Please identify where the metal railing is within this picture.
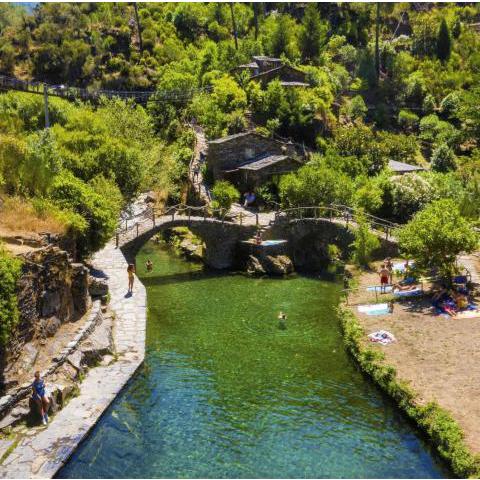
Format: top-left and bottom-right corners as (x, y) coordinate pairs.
(274, 204), (399, 240)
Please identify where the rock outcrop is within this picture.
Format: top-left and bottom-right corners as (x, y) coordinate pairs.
(1, 246), (91, 392)
(246, 254), (294, 276)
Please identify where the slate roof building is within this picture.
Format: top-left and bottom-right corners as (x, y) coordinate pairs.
(207, 131), (303, 190)
(232, 56), (310, 88)
(388, 160), (425, 175)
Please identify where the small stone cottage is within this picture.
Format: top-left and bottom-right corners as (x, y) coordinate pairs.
(232, 56), (310, 88)
(207, 131), (304, 190)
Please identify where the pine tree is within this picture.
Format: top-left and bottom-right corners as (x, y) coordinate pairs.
(437, 19), (451, 62)
(299, 4), (323, 62)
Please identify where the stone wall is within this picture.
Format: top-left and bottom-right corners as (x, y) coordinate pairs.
(207, 132), (297, 180)
(0, 246), (91, 392)
(265, 219), (398, 272)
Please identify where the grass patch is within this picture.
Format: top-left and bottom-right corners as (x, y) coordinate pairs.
(0, 434), (20, 465)
(338, 303), (480, 478)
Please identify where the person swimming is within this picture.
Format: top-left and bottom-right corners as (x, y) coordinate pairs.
(278, 311), (287, 330)
(146, 259), (153, 272)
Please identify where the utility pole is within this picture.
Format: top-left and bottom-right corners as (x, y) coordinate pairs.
(43, 84), (50, 129)
(230, 3), (238, 50)
(375, 2), (380, 84)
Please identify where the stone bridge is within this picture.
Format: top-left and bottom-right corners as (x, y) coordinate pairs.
(117, 214), (257, 269)
(117, 204), (399, 271)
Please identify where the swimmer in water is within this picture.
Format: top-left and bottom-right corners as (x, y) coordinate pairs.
(278, 311), (287, 330)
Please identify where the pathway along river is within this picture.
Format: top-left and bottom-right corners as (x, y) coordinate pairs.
(59, 241), (450, 478)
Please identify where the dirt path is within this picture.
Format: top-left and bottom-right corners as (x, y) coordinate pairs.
(348, 260), (480, 453)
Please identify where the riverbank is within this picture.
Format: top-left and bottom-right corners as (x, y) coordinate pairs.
(340, 263), (480, 478)
(0, 241), (146, 478)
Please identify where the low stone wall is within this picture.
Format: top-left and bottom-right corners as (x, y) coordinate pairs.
(0, 240), (146, 478)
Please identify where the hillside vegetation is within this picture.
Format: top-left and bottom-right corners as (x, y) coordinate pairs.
(0, 2), (479, 257)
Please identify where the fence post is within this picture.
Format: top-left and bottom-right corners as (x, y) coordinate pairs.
(172, 210), (175, 221)
(116, 233), (119, 248)
(152, 211), (156, 227)
(203, 208), (207, 222)
(125, 219), (128, 231)
(239, 212), (243, 226)
(136, 223), (139, 237)
(256, 213), (259, 227)
(188, 207), (191, 222)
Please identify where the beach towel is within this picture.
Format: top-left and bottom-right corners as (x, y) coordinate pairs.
(368, 330), (396, 345)
(358, 303), (391, 315)
(454, 309), (480, 320)
(366, 285), (393, 293)
(393, 288), (423, 297)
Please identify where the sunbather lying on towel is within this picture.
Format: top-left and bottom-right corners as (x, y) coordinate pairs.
(392, 283), (418, 292)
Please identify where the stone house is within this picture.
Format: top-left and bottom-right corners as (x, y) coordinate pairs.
(207, 131), (303, 191)
(232, 56), (310, 88)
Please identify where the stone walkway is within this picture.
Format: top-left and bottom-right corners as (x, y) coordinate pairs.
(190, 125), (212, 204)
(0, 242), (146, 479)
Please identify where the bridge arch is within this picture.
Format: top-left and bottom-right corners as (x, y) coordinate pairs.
(119, 217), (256, 269)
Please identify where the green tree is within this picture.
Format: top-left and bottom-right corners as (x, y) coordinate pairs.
(437, 18), (451, 62)
(299, 4), (324, 62)
(350, 209), (380, 267)
(397, 199), (478, 280)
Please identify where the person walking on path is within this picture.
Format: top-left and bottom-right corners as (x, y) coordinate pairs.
(193, 164), (200, 183)
(127, 263), (136, 293)
(32, 371), (50, 425)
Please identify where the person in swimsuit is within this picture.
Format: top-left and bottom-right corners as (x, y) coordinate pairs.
(32, 371), (49, 425)
(385, 257), (393, 284)
(127, 264), (135, 293)
(145, 259), (153, 272)
(379, 264), (390, 293)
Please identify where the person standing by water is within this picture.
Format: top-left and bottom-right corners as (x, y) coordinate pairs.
(385, 257), (394, 284)
(127, 263), (136, 293)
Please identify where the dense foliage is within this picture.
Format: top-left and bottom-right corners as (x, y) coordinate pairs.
(0, 246), (22, 346)
(1, 2), (480, 253)
(397, 199), (478, 280)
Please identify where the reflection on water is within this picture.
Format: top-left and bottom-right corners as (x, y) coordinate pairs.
(59, 242), (449, 479)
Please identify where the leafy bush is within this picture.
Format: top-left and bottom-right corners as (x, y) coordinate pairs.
(350, 209), (380, 267)
(398, 110), (419, 132)
(211, 180), (239, 215)
(49, 172), (119, 256)
(431, 143), (457, 172)
(0, 246), (22, 346)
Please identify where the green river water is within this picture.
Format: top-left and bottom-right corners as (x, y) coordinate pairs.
(59, 241), (450, 478)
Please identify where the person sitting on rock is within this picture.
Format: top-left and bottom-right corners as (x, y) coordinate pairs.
(32, 371), (49, 425)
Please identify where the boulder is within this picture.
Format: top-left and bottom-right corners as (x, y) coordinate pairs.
(263, 255), (294, 275)
(80, 317), (114, 367)
(88, 276), (109, 297)
(66, 350), (83, 374)
(42, 316), (61, 338)
(246, 255), (266, 275)
(41, 290), (61, 317)
(72, 263), (91, 315)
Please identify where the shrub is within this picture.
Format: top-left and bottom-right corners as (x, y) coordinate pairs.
(350, 209), (380, 267)
(398, 110), (419, 132)
(431, 143), (457, 172)
(0, 246), (22, 346)
(211, 180), (239, 215)
(49, 172), (119, 256)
